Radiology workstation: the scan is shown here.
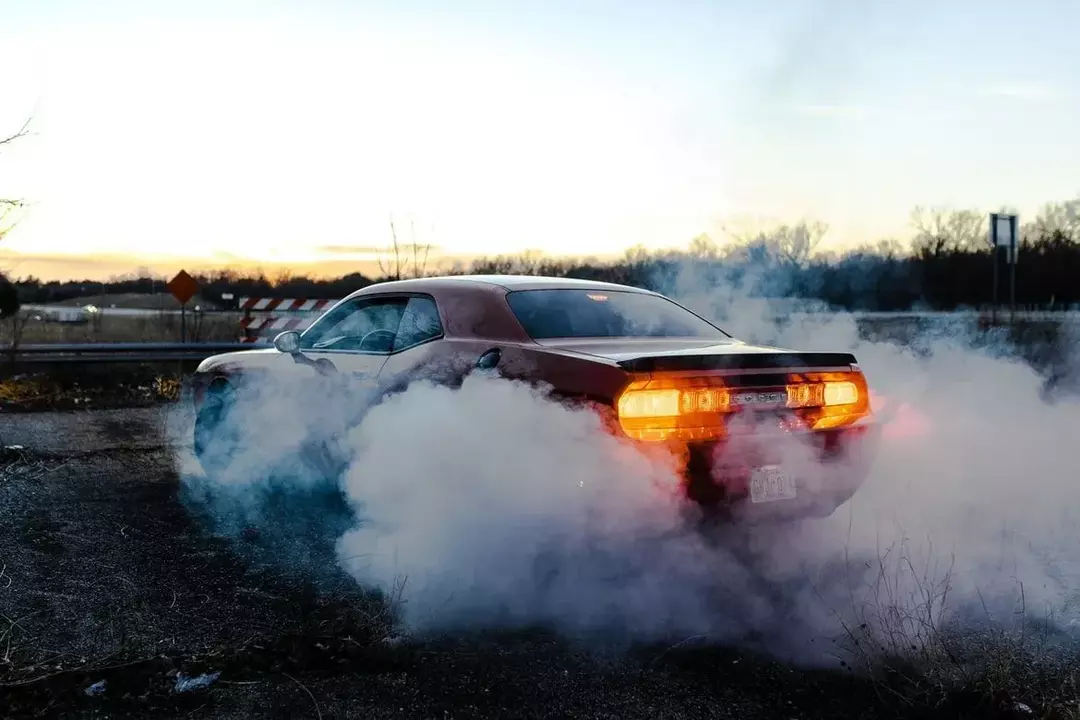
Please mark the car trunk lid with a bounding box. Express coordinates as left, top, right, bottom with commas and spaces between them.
533, 338, 857, 373
536, 339, 872, 442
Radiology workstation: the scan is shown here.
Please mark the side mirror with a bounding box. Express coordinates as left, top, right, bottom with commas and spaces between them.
273, 330, 301, 354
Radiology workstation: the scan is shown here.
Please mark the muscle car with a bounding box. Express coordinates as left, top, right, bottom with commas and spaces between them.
191, 275, 879, 521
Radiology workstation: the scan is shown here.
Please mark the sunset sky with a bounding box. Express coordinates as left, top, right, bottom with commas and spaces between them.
1, 0, 1078, 280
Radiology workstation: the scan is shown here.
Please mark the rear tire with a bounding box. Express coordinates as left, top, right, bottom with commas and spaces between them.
193, 380, 242, 478
193, 379, 348, 483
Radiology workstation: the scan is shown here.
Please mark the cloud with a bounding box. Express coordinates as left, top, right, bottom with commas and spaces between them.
977, 83, 1060, 101
315, 245, 393, 256
793, 103, 872, 119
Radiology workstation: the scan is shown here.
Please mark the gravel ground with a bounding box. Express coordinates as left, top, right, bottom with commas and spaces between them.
0, 407, 1056, 719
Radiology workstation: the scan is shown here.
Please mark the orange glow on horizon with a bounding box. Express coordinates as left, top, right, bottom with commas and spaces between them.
0, 248, 468, 283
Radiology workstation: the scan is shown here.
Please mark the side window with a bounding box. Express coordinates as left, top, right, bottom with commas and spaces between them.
393, 296, 443, 351
300, 297, 407, 353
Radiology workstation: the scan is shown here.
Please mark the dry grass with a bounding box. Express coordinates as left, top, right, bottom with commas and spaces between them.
2, 312, 242, 345
0, 368, 189, 411
820, 534, 1080, 719
0, 377, 51, 405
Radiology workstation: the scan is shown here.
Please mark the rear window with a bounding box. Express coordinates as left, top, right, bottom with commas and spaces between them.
505, 289, 727, 340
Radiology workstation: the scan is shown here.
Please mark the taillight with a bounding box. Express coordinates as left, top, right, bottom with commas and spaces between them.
615, 370, 871, 442
618, 388, 683, 418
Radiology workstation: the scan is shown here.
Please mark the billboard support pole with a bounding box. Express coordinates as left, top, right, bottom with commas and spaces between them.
989, 213, 1018, 326
1009, 215, 1017, 323
990, 213, 999, 324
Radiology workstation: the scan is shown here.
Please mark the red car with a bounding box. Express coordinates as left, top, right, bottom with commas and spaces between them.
192, 275, 879, 521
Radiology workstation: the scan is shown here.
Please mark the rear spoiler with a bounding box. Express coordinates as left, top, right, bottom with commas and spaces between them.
616, 351, 858, 373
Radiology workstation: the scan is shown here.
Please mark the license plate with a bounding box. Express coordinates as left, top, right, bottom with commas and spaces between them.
749, 465, 797, 503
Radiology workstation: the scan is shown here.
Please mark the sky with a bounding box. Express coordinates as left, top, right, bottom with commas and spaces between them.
1, 0, 1078, 280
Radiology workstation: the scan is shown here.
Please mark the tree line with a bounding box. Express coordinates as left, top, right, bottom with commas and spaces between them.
8, 203, 1080, 313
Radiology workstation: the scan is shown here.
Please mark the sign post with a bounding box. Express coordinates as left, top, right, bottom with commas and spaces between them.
166, 270, 200, 342
988, 213, 1018, 323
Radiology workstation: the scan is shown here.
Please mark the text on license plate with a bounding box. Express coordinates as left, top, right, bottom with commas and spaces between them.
749, 465, 797, 503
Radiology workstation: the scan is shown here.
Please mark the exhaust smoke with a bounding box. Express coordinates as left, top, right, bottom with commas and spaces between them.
176, 274, 1080, 667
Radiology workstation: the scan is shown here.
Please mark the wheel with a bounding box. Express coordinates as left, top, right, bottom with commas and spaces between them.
194, 378, 349, 484
193, 380, 243, 477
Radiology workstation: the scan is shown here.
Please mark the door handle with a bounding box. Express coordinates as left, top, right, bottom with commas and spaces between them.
290, 352, 339, 376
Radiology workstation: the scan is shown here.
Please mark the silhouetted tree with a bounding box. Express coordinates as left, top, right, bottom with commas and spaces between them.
0, 274, 17, 318
1, 119, 31, 320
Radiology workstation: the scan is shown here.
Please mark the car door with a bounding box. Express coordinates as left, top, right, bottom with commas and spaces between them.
294, 294, 410, 384
377, 294, 460, 391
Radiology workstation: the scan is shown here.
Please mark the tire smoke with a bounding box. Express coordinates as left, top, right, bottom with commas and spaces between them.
177, 278, 1080, 666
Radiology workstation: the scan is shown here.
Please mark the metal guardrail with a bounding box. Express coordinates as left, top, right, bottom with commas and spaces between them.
1, 342, 256, 364
3, 309, 1079, 365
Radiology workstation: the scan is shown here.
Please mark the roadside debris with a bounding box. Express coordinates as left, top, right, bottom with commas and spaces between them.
84, 680, 107, 696
1, 445, 28, 466
174, 671, 221, 693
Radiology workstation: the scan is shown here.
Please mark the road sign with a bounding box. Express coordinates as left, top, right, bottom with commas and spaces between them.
989, 212, 1018, 262
166, 270, 199, 306
166, 270, 200, 342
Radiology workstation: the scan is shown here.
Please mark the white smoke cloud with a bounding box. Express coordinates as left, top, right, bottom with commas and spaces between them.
336, 375, 706, 635
668, 273, 1080, 646
177, 275, 1080, 668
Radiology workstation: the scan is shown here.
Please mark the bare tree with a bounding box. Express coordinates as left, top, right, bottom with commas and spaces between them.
272, 268, 294, 288
874, 237, 907, 259
1, 119, 31, 320
726, 220, 828, 268
776, 221, 827, 266
910, 207, 986, 258
687, 233, 719, 259
1027, 197, 1080, 241
378, 217, 405, 281
842, 237, 908, 261
513, 249, 543, 275
0, 119, 30, 238
378, 216, 434, 280
408, 218, 433, 279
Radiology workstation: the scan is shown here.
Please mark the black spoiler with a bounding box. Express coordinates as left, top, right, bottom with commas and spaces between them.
616, 351, 858, 373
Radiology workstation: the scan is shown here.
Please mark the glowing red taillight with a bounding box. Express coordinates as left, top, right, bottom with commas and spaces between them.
615, 369, 872, 442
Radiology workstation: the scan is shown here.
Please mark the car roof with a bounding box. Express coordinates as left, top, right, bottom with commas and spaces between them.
352, 274, 658, 295
342, 276, 663, 341
320, 274, 703, 343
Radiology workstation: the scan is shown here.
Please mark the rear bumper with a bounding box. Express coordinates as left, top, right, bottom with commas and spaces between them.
678, 422, 881, 522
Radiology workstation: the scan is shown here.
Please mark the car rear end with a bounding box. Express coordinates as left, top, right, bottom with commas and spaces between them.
612, 352, 878, 521
502, 284, 879, 521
